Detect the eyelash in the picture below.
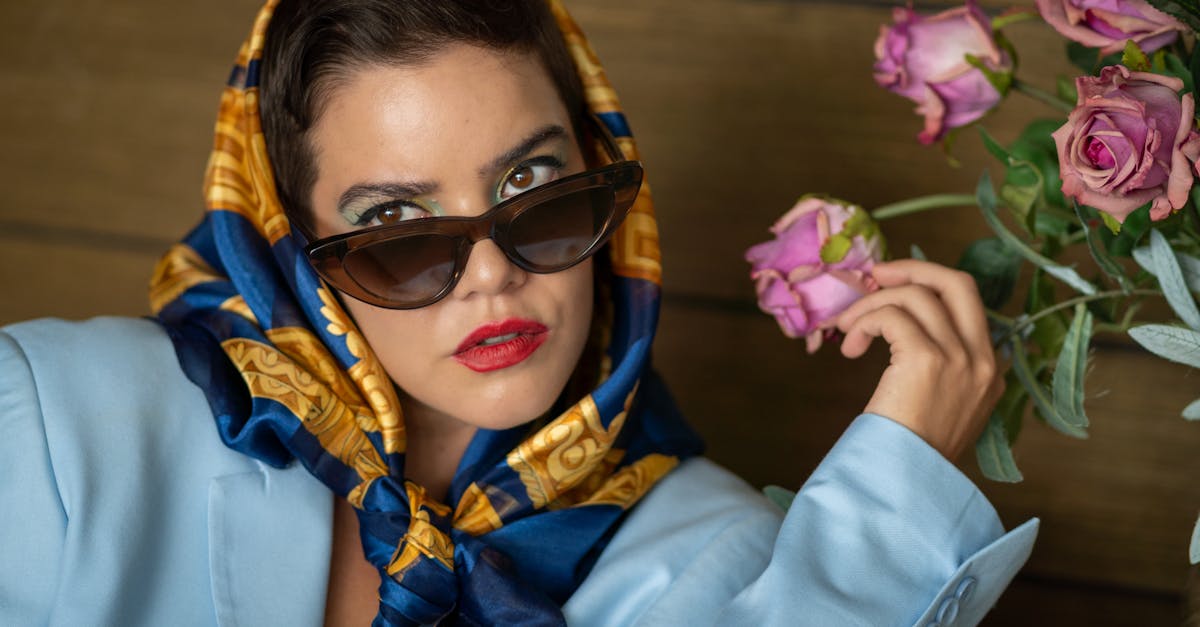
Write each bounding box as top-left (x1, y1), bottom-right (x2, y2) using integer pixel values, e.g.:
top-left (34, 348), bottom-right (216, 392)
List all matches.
top-left (351, 200), bottom-right (430, 227)
top-left (351, 154), bottom-right (568, 227)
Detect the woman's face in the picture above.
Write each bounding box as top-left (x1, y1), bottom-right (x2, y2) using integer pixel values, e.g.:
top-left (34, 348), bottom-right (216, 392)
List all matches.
top-left (307, 44), bottom-right (594, 434)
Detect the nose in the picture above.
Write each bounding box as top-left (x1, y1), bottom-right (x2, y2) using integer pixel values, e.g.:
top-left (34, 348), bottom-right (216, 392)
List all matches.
top-left (452, 237), bottom-right (527, 300)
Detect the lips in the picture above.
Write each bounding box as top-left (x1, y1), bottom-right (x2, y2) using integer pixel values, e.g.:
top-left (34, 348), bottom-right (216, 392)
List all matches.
top-left (454, 318), bottom-right (549, 372)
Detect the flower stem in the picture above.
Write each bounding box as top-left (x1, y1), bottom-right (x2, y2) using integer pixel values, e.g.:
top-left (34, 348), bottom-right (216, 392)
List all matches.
top-left (993, 288), bottom-right (1161, 348)
top-left (991, 8), bottom-right (1040, 30)
top-left (1012, 79), bottom-right (1074, 114)
top-left (986, 309), bottom-right (1016, 326)
top-left (870, 194), bottom-right (978, 221)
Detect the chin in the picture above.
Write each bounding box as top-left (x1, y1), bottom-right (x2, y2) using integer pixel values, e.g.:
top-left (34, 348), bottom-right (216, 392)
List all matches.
top-left (458, 364), bottom-right (574, 431)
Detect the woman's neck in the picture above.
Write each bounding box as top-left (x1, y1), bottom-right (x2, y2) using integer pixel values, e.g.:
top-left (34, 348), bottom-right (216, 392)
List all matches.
top-left (399, 392), bottom-right (478, 502)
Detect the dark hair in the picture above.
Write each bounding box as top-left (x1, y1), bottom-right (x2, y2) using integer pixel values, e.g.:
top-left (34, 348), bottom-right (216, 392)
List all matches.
top-left (260, 0), bottom-right (587, 230)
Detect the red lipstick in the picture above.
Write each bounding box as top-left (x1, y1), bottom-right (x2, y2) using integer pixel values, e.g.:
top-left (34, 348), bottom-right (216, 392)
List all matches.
top-left (454, 318), bottom-right (549, 372)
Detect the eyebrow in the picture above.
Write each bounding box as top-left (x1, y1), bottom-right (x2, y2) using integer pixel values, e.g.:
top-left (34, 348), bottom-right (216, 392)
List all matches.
top-left (335, 124), bottom-right (568, 215)
top-left (478, 124), bottom-right (568, 177)
top-left (337, 180), bottom-right (439, 215)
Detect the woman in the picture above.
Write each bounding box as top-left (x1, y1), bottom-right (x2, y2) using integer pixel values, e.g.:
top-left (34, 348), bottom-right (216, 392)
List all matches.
top-left (0, 0), bottom-right (1037, 625)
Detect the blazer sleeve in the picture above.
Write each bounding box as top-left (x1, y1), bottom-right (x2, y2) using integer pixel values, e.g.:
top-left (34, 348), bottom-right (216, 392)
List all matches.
top-left (565, 414), bottom-right (1038, 627)
top-left (713, 414), bottom-right (1038, 626)
top-left (0, 328), bottom-right (66, 624)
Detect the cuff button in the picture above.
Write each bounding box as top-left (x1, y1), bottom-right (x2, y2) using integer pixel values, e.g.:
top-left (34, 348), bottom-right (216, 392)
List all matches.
top-left (955, 576), bottom-right (977, 603)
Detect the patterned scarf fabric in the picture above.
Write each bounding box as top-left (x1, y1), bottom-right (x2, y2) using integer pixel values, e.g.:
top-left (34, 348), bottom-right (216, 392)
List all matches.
top-left (150, 1), bottom-right (702, 625)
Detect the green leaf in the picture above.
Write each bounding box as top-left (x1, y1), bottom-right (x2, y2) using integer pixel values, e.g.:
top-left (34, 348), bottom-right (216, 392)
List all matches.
top-left (1163, 52), bottom-right (1196, 95)
top-left (1009, 119), bottom-right (1070, 220)
top-left (1052, 303), bottom-right (1093, 429)
top-left (1098, 203), bottom-right (1152, 256)
top-left (978, 126), bottom-right (1010, 163)
top-left (1067, 42), bottom-right (1101, 74)
top-left (1100, 212), bottom-right (1123, 234)
top-left (1056, 75), bottom-right (1078, 104)
top-left (1145, 0), bottom-right (1200, 32)
top-left (941, 127), bottom-right (963, 167)
top-left (957, 238), bottom-right (1023, 309)
top-left (976, 411), bottom-right (1025, 483)
top-left (977, 126), bottom-right (1044, 226)
top-left (1002, 184), bottom-right (1040, 226)
top-left (1191, 513), bottom-right (1200, 565)
top-left (1131, 246), bottom-right (1200, 291)
top-left (1074, 202), bottom-right (1133, 290)
top-left (964, 53), bottom-right (1013, 95)
top-left (1122, 40), bottom-right (1151, 72)
top-left (1128, 324), bottom-right (1200, 368)
top-left (1185, 253), bottom-right (1200, 290)
top-left (1067, 42), bottom-right (1126, 75)
top-left (1152, 49), bottom-right (1168, 73)
top-left (1027, 268), bottom-right (1070, 358)
top-left (910, 244), bottom-right (927, 261)
top-left (1011, 339), bottom-right (1088, 438)
top-left (1149, 229), bottom-right (1200, 330)
top-left (1183, 398), bottom-right (1200, 421)
top-left (977, 171), bottom-right (1098, 296)
top-left (1190, 37), bottom-right (1200, 99)
top-left (762, 485), bottom-right (795, 511)
top-left (820, 233), bottom-right (853, 264)
top-left (998, 369), bottom-right (1026, 443)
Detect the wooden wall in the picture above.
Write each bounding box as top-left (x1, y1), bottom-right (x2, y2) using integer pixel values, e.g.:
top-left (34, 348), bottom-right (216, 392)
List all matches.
top-left (1, 0), bottom-right (1197, 623)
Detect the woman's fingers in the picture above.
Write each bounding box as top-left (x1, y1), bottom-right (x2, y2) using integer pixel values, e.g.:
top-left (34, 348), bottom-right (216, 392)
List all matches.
top-left (870, 260), bottom-right (992, 358)
top-left (836, 284), bottom-right (967, 364)
top-left (832, 259), bottom-right (999, 461)
top-left (839, 303), bottom-right (939, 360)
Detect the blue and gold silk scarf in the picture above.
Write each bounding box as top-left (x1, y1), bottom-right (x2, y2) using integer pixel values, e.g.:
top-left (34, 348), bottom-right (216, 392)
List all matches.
top-left (150, 1), bottom-right (702, 625)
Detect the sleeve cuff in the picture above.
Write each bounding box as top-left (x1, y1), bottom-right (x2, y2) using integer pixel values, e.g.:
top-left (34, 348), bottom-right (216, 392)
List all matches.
top-left (798, 412), bottom-right (1006, 565)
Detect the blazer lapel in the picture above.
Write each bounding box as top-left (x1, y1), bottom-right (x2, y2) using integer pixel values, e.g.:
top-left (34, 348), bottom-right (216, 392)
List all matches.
top-left (208, 461), bottom-right (333, 627)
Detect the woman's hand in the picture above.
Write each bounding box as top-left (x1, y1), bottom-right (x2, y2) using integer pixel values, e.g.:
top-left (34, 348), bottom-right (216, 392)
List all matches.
top-left (835, 259), bottom-right (1003, 462)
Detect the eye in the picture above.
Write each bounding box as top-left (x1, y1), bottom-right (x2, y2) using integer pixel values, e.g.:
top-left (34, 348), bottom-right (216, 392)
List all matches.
top-left (498, 157), bottom-right (563, 201)
top-left (358, 200), bottom-right (435, 227)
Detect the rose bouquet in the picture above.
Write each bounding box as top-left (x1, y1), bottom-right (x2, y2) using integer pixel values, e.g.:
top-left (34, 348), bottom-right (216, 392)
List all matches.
top-left (747, 0), bottom-right (1200, 561)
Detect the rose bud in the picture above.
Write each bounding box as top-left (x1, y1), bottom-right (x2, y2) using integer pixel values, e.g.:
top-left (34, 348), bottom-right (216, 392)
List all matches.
top-left (1052, 65), bottom-right (1200, 223)
top-left (874, 0), bottom-right (1013, 145)
top-left (745, 196), bottom-right (885, 353)
top-left (1036, 0), bottom-right (1186, 55)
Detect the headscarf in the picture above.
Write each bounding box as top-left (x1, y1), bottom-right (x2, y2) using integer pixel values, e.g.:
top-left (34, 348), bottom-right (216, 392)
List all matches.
top-left (150, 1), bottom-right (702, 625)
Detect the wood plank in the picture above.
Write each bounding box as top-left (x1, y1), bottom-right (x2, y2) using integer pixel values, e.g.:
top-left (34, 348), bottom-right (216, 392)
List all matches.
top-left (0, 0), bottom-right (254, 240)
top-left (0, 235), bottom-right (158, 324)
top-left (983, 575), bottom-right (1182, 625)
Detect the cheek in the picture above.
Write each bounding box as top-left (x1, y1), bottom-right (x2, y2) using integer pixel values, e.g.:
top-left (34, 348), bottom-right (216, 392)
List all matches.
top-left (339, 296), bottom-right (430, 372)
top-left (558, 260), bottom-right (596, 343)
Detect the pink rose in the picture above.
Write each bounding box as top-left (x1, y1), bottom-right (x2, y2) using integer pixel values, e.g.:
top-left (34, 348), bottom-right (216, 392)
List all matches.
top-left (1052, 65), bottom-right (1200, 223)
top-left (745, 197), bottom-right (885, 353)
top-left (1036, 0), bottom-right (1186, 55)
top-left (874, 0), bottom-right (1012, 145)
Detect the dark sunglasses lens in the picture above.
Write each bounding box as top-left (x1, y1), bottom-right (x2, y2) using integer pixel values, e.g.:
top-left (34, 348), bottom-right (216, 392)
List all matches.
top-left (509, 186), bottom-right (615, 269)
top-left (343, 234), bottom-right (457, 304)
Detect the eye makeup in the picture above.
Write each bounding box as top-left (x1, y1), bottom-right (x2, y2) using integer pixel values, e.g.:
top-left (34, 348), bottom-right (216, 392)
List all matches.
top-left (337, 180), bottom-right (441, 226)
top-left (494, 154), bottom-right (568, 203)
top-left (334, 124), bottom-right (575, 229)
top-left (348, 197), bottom-right (445, 227)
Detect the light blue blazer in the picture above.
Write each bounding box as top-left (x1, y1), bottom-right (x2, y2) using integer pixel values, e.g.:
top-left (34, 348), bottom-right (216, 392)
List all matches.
top-left (0, 317), bottom-right (1037, 626)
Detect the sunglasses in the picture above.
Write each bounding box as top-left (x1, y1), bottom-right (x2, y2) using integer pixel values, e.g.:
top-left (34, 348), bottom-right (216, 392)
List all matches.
top-left (302, 117), bottom-right (643, 310)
